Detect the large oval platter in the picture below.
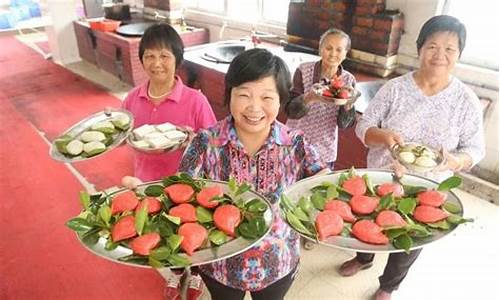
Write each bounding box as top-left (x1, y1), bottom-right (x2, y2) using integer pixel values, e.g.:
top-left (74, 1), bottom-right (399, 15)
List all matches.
top-left (282, 169), bottom-right (464, 253)
top-left (49, 108), bottom-right (133, 163)
top-left (75, 179), bottom-right (273, 269)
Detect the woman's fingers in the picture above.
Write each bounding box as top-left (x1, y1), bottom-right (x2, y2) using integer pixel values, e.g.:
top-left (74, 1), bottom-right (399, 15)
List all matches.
top-left (121, 176), bottom-right (143, 189)
top-left (392, 160), bottom-right (407, 178)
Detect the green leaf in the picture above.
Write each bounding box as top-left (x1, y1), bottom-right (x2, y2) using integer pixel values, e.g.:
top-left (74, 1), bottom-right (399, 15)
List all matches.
top-left (443, 201), bottom-right (462, 214)
top-left (235, 182), bottom-right (251, 197)
top-left (209, 229), bottom-right (228, 245)
top-left (326, 184), bottom-right (339, 199)
top-left (150, 246), bottom-right (172, 260)
top-left (196, 206), bottom-right (213, 223)
top-left (158, 216), bottom-right (175, 237)
top-left (135, 204), bottom-right (148, 235)
top-left (402, 185), bottom-right (428, 197)
top-left (167, 234), bottom-right (183, 251)
top-left (426, 220), bottom-right (450, 230)
top-left (246, 199), bottom-right (267, 213)
top-left (238, 222), bottom-right (256, 239)
top-left (340, 223), bottom-right (352, 237)
top-left (405, 224), bottom-right (431, 237)
top-left (80, 228), bottom-right (101, 245)
top-left (79, 191), bottom-right (90, 211)
top-left (163, 213), bottom-right (181, 225)
top-left (167, 254), bottom-right (191, 267)
top-left (398, 198), bottom-right (417, 215)
top-left (104, 238), bottom-right (119, 251)
top-left (362, 174), bottom-right (376, 196)
top-left (338, 173), bottom-right (348, 186)
top-left (286, 211), bottom-right (314, 237)
top-left (377, 193), bottom-right (395, 211)
top-left (437, 176), bottom-right (462, 191)
top-left (384, 228), bottom-right (407, 239)
top-left (228, 177), bottom-right (237, 193)
top-left (293, 206), bottom-right (310, 222)
top-left (447, 214), bottom-right (473, 225)
top-left (298, 196), bottom-right (313, 216)
top-left (348, 167), bottom-right (357, 178)
top-left (250, 217), bottom-right (267, 236)
top-left (144, 185), bottom-right (165, 197)
top-left (280, 194), bottom-right (295, 212)
top-left (393, 234), bottom-right (413, 252)
top-left (66, 217), bottom-right (94, 232)
top-left (98, 205), bottom-right (111, 226)
top-left (311, 191), bottom-right (327, 211)
top-left (148, 256), bottom-right (164, 268)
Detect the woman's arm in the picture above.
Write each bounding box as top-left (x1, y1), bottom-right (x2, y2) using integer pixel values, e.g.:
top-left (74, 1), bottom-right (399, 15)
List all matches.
top-left (178, 132), bottom-right (209, 177)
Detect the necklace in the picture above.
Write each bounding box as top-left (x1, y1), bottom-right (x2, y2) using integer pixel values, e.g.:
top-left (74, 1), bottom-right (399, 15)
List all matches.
top-left (148, 86), bottom-right (171, 99)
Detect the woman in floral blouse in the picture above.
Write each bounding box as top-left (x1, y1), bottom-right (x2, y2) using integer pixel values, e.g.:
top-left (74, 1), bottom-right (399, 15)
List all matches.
top-left (178, 48), bottom-right (327, 299)
top-left (339, 15), bottom-right (485, 300)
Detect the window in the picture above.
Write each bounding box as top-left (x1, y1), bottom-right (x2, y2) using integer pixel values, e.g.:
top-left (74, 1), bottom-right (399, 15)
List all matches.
top-left (443, 0), bottom-right (500, 70)
top-left (185, 0), bottom-right (289, 25)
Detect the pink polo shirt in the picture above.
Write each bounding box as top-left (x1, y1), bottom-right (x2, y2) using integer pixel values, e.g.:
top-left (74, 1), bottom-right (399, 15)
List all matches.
top-left (123, 76), bottom-right (216, 181)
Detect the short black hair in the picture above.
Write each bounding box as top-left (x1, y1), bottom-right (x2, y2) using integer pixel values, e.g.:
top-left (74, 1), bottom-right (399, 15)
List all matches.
top-left (224, 48), bottom-right (291, 107)
top-left (139, 23), bottom-right (184, 68)
top-left (416, 15), bottom-right (467, 56)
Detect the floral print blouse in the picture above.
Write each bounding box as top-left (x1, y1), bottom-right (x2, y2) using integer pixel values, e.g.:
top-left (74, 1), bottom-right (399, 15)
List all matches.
top-left (178, 116), bottom-right (324, 291)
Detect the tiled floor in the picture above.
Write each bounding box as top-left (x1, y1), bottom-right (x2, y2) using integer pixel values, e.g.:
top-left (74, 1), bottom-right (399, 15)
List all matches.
top-left (17, 33), bottom-right (500, 300)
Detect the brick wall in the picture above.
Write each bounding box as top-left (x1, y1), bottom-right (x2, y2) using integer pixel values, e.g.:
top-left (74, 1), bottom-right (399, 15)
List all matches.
top-left (287, 0), bottom-right (405, 74)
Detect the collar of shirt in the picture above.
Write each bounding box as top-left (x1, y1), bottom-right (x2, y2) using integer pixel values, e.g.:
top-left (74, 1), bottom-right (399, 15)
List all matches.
top-left (314, 61), bottom-right (344, 82)
top-left (213, 116), bottom-right (294, 150)
top-left (137, 75), bottom-right (185, 104)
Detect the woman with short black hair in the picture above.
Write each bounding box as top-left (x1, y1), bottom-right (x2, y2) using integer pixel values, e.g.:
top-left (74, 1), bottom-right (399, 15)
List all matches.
top-left (339, 15), bottom-right (484, 300)
top-left (179, 48), bottom-right (328, 299)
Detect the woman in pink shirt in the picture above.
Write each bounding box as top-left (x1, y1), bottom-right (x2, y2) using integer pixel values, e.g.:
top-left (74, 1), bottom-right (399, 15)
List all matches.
top-left (122, 23), bottom-right (216, 183)
top-left (122, 23), bottom-right (216, 300)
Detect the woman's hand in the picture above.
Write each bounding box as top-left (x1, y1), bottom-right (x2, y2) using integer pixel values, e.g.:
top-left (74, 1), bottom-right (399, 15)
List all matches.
top-left (121, 176), bottom-right (143, 189)
top-left (433, 149), bottom-right (470, 173)
top-left (169, 126), bottom-right (195, 152)
top-left (303, 90), bottom-right (323, 105)
top-left (365, 127), bottom-right (404, 149)
top-left (391, 159), bottom-right (408, 178)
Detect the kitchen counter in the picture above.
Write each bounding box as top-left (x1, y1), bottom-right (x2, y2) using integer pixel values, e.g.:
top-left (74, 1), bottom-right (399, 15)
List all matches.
top-left (73, 20), bottom-right (209, 86)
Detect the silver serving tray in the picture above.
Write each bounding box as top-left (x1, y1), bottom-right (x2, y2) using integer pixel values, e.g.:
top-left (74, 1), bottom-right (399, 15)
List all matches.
top-left (77, 179), bottom-right (274, 269)
top-left (391, 142), bottom-right (444, 173)
top-left (282, 169), bottom-right (463, 253)
top-left (49, 108), bottom-right (134, 163)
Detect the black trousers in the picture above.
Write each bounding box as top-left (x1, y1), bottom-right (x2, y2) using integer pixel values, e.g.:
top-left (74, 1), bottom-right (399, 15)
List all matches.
top-left (356, 249), bottom-right (422, 292)
top-left (199, 265), bottom-right (298, 300)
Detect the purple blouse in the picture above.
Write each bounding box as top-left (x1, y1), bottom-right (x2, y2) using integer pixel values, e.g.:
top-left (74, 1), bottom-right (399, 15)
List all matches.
top-left (178, 116), bottom-right (324, 291)
top-left (356, 72), bottom-right (485, 181)
top-left (286, 61), bottom-right (356, 164)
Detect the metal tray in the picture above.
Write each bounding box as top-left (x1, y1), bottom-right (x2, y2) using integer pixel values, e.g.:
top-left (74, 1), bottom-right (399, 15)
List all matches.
top-left (77, 179), bottom-right (273, 269)
top-left (282, 169), bottom-right (463, 253)
top-left (391, 142), bottom-right (444, 173)
top-left (312, 84), bottom-right (361, 106)
top-left (49, 108), bottom-right (134, 163)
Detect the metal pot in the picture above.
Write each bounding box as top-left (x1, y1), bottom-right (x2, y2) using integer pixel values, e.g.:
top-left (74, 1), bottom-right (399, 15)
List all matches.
top-left (103, 3), bottom-right (130, 21)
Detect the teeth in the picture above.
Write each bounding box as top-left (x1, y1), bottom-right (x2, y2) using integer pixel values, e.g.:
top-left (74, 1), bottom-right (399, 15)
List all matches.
top-left (246, 116), bottom-right (263, 122)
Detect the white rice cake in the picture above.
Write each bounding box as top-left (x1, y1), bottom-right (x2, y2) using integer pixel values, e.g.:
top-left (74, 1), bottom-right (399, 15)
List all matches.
top-left (133, 124), bottom-right (156, 139)
top-left (144, 131), bottom-right (165, 141)
top-left (155, 122), bottom-right (176, 132)
top-left (132, 140), bottom-right (150, 149)
top-left (164, 130), bottom-right (187, 142)
top-left (80, 131), bottom-right (106, 142)
top-left (146, 135), bottom-right (175, 148)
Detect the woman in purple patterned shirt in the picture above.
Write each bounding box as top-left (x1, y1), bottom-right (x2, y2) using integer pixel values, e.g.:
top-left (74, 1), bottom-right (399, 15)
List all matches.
top-left (285, 28), bottom-right (357, 170)
top-left (179, 48), bottom-right (327, 299)
top-left (339, 15), bottom-right (485, 300)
